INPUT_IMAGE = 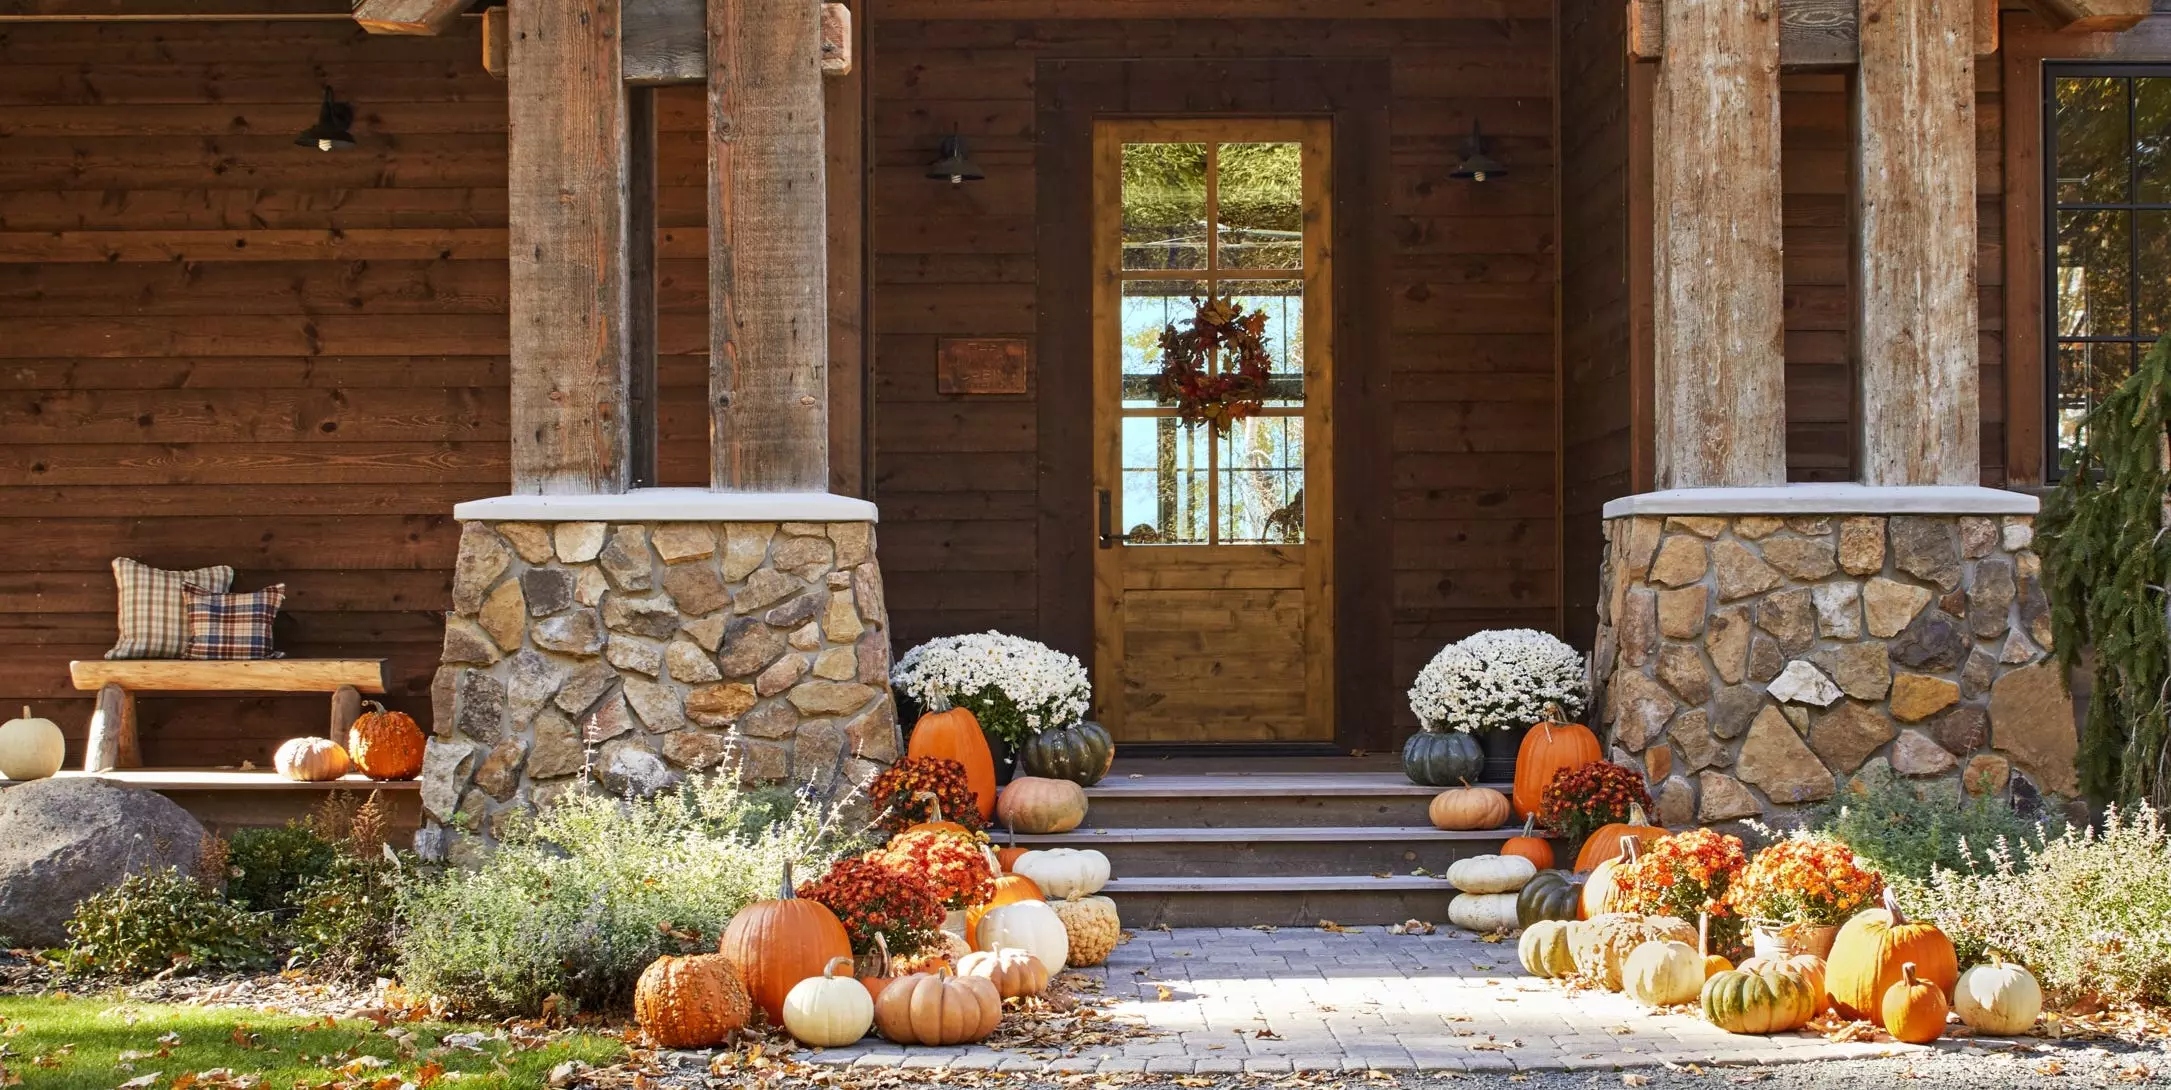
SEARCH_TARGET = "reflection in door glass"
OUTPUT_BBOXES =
[1219,417,1305,544]
[1217,142,1304,270]
[1121,279,1207,409]
[1120,416,1210,544]
[1221,280,1305,405]
[1121,143,1208,271]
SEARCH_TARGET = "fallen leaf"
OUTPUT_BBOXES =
[117,1075,163,1090]
[1622,1076,1650,1087]
[1154,985,1173,1002]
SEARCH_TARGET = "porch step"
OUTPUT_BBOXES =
[1101,874,1459,929]
[1014,825,1566,878]
[1082,772,1477,828]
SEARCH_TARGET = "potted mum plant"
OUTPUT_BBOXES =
[1406,628,1589,784]
[894,631,1092,786]
[1727,830,1884,960]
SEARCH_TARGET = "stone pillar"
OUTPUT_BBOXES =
[1592,488,2072,826]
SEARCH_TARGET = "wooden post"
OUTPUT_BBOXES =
[1650,0,1788,488]
[507,0,634,494]
[1854,0,1980,486]
[330,684,362,741]
[708,0,831,492]
[85,682,135,773]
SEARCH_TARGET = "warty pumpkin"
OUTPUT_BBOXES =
[1516,870,1584,927]
[346,700,425,780]
[1050,892,1121,967]
[1511,708,1601,819]
[1447,892,1521,933]
[1009,847,1110,899]
[1824,889,1958,1021]
[1571,804,1664,871]
[634,953,752,1048]
[1701,965,1818,1035]
[274,736,352,782]
[1953,955,2042,1036]
[1429,785,1511,831]
[1445,854,1537,895]
[894,930,971,976]
[965,873,1046,938]
[720,861,855,1025]
[1517,919,1577,978]
[974,899,1068,974]
[996,776,1089,834]
[1016,720,1115,787]
[872,968,1003,1045]
[1881,962,1950,1044]
[907,708,998,820]
[1501,814,1555,870]
[957,946,1048,998]
[783,956,874,1047]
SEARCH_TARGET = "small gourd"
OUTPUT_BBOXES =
[782,956,874,1047]
[1447,892,1521,933]
[1008,847,1110,899]
[1881,961,1950,1045]
[957,946,1048,998]
[1953,955,2042,1036]
[974,899,1068,974]
[273,736,352,782]
[1622,939,1705,1006]
[0,706,64,781]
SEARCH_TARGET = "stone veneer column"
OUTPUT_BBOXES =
[1592,487,2079,826]
[418,493,899,864]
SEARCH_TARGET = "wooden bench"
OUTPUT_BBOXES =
[68,659,390,773]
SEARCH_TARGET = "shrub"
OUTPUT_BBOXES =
[225,823,341,913]
[1809,768,2060,896]
[395,777,858,1017]
[285,792,404,982]
[61,869,274,979]
[1915,804,2171,1005]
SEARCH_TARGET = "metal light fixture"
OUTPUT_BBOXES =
[295,87,356,152]
[1449,120,1506,183]
[925,134,984,185]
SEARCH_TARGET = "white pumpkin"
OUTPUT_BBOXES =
[975,900,1069,975]
[1954,956,2044,1036]
[1621,940,1704,1006]
[1445,854,1537,895]
[782,956,873,1047]
[0,706,64,781]
[1447,892,1521,933]
[1009,848,1110,899]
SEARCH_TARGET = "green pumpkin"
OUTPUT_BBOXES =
[1701,968,1817,1035]
[1017,721,1116,787]
[1517,920,1577,979]
[1402,730,1483,787]
[1515,869,1584,927]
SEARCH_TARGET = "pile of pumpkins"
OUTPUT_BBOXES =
[1515,883,2046,1044]
[271,702,427,782]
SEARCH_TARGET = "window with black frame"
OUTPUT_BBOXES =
[2046,66,2171,476]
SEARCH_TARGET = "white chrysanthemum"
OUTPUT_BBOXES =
[893,631,1092,744]
[1406,628,1588,733]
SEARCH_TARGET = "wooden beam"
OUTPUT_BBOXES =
[508,0,634,494]
[623,0,705,85]
[84,682,135,773]
[352,0,468,34]
[1631,0,2009,65]
[1650,0,1789,488]
[820,2,850,76]
[71,659,391,693]
[709,0,831,492]
[2019,0,2149,33]
[1854,0,1980,486]
[482,4,507,78]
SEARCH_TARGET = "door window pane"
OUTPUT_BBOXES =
[2057,210,2132,338]
[1120,416,1209,544]
[1121,279,1207,409]
[1218,416,1305,544]
[2056,77,2129,205]
[1221,279,1305,405]
[1122,143,1207,271]
[1217,142,1303,270]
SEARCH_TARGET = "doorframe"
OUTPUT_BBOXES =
[1035,58,1393,754]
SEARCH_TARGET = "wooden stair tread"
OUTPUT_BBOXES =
[1103,874,1451,893]
[0,769,419,791]
[1014,825,1536,843]
[1085,773,1500,797]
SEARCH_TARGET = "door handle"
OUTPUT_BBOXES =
[1097,489,1121,549]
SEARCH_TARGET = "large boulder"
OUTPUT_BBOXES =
[0,778,206,947]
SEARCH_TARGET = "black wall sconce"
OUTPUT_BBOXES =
[1449,121,1506,183]
[295,87,356,152]
[925,134,985,186]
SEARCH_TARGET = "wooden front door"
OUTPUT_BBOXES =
[1090,119,1335,744]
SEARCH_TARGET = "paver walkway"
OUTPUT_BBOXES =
[809,927,1967,1074]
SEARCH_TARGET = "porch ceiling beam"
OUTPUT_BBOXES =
[352,0,469,34]
[1630,0,2004,67]
[2017,0,2149,33]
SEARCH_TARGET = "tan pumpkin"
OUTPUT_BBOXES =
[1954,956,2042,1036]
[996,776,1089,834]
[1518,919,1577,978]
[1622,940,1705,1006]
[1568,913,1694,991]
[966,873,1046,938]
[1881,962,1950,1045]
[1445,854,1537,895]
[634,954,752,1048]
[1579,836,1643,919]
[957,946,1048,998]
[1050,892,1121,967]
[346,700,426,780]
[1824,889,1958,1021]
[273,736,352,782]
[1701,965,1819,1035]
[1429,785,1511,831]
[872,969,1003,1045]
[974,899,1068,974]
[783,956,874,1047]
[0,706,65,781]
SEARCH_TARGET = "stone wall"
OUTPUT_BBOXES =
[419,518,899,859]
[1593,512,2079,825]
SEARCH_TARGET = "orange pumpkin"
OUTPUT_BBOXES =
[720,861,855,1025]
[346,700,425,780]
[1698,914,1733,978]
[965,873,1045,938]
[995,776,1088,834]
[1882,962,1950,1044]
[902,793,973,840]
[1579,835,1642,919]
[1501,814,1554,870]
[634,953,751,1048]
[1571,804,1665,872]
[995,829,1030,874]
[1511,709,1601,818]
[859,933,895,1005]
[907,708,997,821]
[872,969,1003,1045]
[1429,784,1511,830]
[1825,888,1958,1021]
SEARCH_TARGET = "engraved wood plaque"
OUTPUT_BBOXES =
[938,338,1030,395]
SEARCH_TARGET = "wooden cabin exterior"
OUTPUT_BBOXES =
[0,0,2144,843]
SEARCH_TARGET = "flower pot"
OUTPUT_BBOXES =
[1749,921,1839,961]
[983,727,1016,786]
[1478,725,1529,784]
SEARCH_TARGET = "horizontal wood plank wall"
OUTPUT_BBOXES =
[864,11,1560,734]
[0,19,517,766]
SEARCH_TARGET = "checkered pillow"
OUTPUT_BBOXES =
[182,583,286,661]
[106,558,237,660]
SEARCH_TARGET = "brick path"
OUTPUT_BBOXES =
[807,927,1963,1074]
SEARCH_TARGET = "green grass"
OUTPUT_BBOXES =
[0,994,628,1088]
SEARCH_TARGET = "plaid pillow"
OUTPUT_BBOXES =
[106,558,236,660]
[182,583,287,661]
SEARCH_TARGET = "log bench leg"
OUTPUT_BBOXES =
[330,684,362,740]
[84,682,137,773]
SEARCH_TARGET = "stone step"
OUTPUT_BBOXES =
[1012,825,1568,877]
[1101,875,1461,929]
[1080,773,1488,828]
